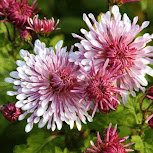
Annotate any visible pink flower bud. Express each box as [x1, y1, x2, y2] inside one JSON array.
[[149, 117, 153, 129], [19, 29, 33, 42], [3, 103, 21, 122], [146, 114, 153, 129], [146, 87, 153, 100]]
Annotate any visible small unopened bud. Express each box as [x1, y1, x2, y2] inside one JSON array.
[[3, 103, 21, 122], [149, 118, 153, 129], [146, 114, 153, 129], [146, 86, 153, 100], [20, 29, 33, 42]]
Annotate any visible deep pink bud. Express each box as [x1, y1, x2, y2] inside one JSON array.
[[19, 29, 33, 42], [146, 87, 153, 100], [146, 114, 153, 129], [3, 103, 21, 122], [148, 118, 153, 129]]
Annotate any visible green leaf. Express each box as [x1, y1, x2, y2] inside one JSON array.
[[49, 35, 64, 48], [144, 128, 153, 153], [131, 135, 144, 153], [13, 131, 65, 153], [55, 146, 62, 153], [140, 0, 147, 11]]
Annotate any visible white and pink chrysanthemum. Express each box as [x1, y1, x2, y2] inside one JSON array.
[[69, 5, 153, 103], [86, 123, 134, 153], [5, 40, 92, 132], [72, 59, 126, 117]]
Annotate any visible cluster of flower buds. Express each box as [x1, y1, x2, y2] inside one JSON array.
[[85, 123, 134, 153], [0, 103, 21, 122], [0, 0, 59, 42]]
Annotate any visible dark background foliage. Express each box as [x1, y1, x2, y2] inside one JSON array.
[[0, 0, 153, 153]]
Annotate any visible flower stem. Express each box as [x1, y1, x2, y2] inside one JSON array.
[[3, 22, 12, 41], [139, 100, 153, 136], [27, 41, 34, 49]]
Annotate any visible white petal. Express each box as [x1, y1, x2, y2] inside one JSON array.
[[76, 118, 81, 131], [69, 120, 74, 129], [16, 60, 26, 66], [55, 40, 63, 51], [36, 106, 47, 116], [10, 71, 19, 79], [25, 122, 33, 133], [15, 101, 24, 108], [141, 21, 149, 29], [7, 91, 17, 96], [112, 5, 121, 21], [16, 94, 26, 100], [18, 114, 26, 120], [56, 119, 62, 130], [4, 77, 14, 83], [20, 49, 28, 58]]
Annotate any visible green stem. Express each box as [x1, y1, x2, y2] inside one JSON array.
[[27, 41, 34, 49], [139, 101, 153, 136], [139, 95, 146, 112], [0, 105, 4, 113], [3, 22, 12, 41]]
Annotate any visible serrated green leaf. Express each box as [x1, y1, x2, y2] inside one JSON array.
[[131, 135, 144, 153], [13, 131, 65, 153]]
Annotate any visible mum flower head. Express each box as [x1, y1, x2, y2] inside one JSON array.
[[86, 123, 134, 153], [72, 58, 126, 117], [5, 40, 92, 132], [69, 5, 153, 104], [1, 0, 39, 27], [27, 15, 59, 35]]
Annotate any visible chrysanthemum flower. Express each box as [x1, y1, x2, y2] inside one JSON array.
[[69, 5, 153, 103], [27, 15, 59, 35], [3, 103, 21, 122], [5, 40, 92, 132], [0, 0, 15, 10], [72, 59, 126, 117], [3, 0, 39, 27], [0, 0, 15, 16], [146, 114, 153, 129], [87, 123, 134, 153]]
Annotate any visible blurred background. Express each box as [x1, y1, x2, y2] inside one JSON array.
[[0, 0, 153, 152]]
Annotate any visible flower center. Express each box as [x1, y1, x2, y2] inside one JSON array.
[[86, 77, 110, 101], [49, 68, 77, 93], [105, 42, 136, 72]]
